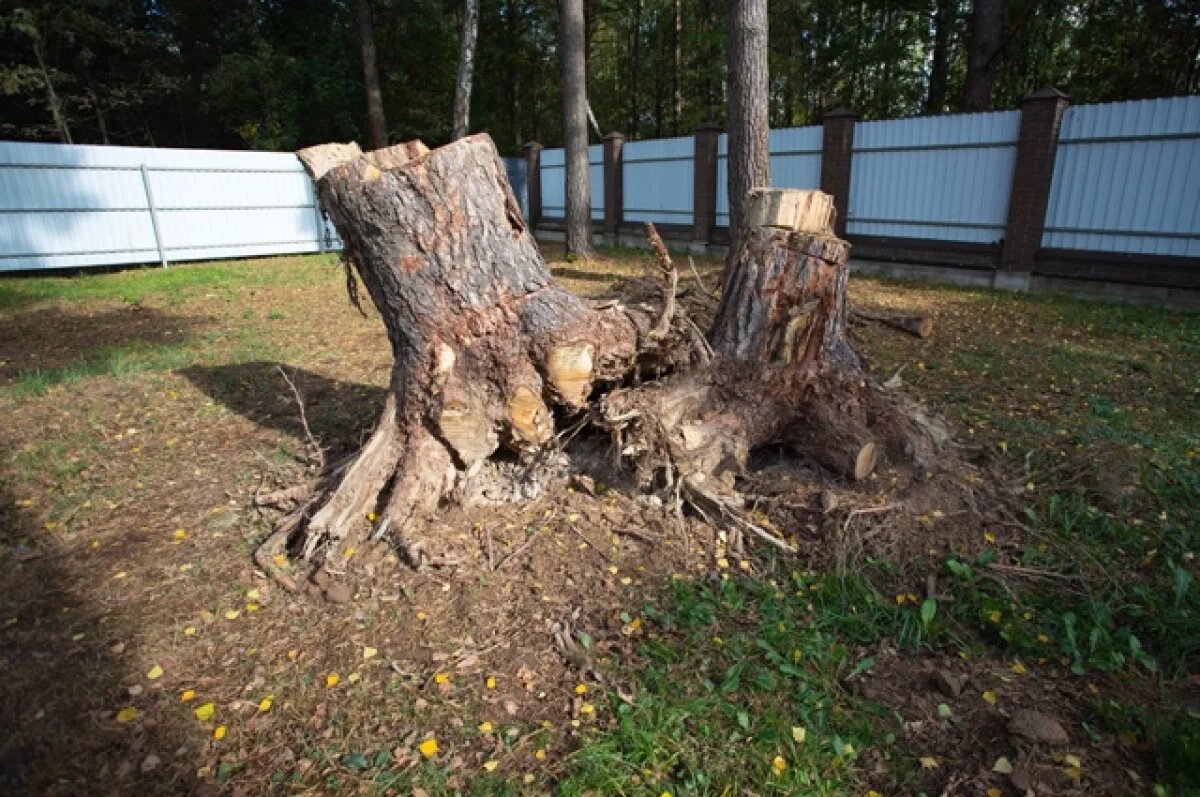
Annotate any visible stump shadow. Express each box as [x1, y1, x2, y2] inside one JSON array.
[[180, 361, 387, 457], [0, 481, 198, 795], [0, 305, 209, 387]]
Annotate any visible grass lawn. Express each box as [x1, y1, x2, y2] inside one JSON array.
[[1, 249, 1197, 796]]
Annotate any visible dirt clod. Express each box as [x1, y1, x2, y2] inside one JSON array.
[[931, 668, 968, 698], [1008, 708, 1069, 744], [323, 582, 352, 604]]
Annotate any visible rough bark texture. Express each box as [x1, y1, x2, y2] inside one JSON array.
[[560, 0, 593, 256], [452, 0, 480, 140], [352, 0, 388, 149], [726, 0, 770, 246], [964, 0, 1002, 112], [278, 135, 943, 583]]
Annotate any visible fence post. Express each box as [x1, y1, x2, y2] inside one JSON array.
[[692, 123, 722, 251], [820, 107, 858, 238], [523, 141, 543, 232], [999, 86, 1069, 282], [139, 164, 169, 268], [602, 132, 625, 244]]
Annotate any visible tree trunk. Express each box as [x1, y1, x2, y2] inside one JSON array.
[[452, 0, 480, 140], [925, 0, 954, 114], [278, 136, 943, 588], [561, 0, 593, 256], [726, 0, 770, 248], [964, 0, 1002, 112], [352, 0, 388, 149]]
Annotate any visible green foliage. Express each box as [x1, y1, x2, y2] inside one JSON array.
[[3, 0, 1196, 151]]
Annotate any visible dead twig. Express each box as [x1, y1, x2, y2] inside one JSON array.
[[494, 526, 541, 570], [687, 255, 716, 298], [276, 365, 325, 470], [644, 223, 678, 342]]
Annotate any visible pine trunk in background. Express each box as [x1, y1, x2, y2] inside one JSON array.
[[352, 0, 388, 149], [452, 0, 480, 140], [926, 0, 955, 114], [726, 0, 770, 249], [964, 0, 1002, 112], [560, 0, 593, 256]]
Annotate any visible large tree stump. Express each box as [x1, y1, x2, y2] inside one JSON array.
[[267, 137, 941, 580]]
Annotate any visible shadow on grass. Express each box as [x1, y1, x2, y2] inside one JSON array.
[[0, 482, 198, 795], [0, 305, 210, 389], [180, 361, 386, 459]]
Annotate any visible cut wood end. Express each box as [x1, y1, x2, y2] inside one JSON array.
[[509, 386, 552, 445], [745, 188, 835, 235], [546, 343, 595, 408], [916, 317, 934, 338], [854, 442, 879, 481], [297, 142, 363, 181]]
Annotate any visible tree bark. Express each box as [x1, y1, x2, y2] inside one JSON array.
[[925, 0, 955, 114], [726, 0, 770, 247], [561, 0, 593, 256], [452, 0, 480, 140], [281, 137, 942, 586], [964, 0, 1002, 112], [352, 0, 388, 149]]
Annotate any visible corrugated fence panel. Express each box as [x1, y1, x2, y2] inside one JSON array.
[[623, 135, 693, 225], [0, 141, 336, 271], [538, 145, 604, 221], [715, 127, 823, 227], [1043, 96, 1200, 256], [503, 157, 527, 218], [848, 110, 1019, 243]]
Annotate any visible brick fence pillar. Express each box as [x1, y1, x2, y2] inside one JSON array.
[[692, 123, 722, 248], [523, 141, 543, 230], [820, 107, 858, 238], [602, 132, 625, 240], [1001, 86, 1069, 274]]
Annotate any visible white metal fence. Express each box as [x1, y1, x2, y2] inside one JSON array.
[[1043, 96, 1200, 257], [2, 95, 1197, 272], [0, 142, 341, 272]]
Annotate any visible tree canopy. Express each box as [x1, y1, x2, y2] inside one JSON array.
[[2, 0, 1197, 153]]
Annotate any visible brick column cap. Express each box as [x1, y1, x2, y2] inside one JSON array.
[[1020, 86, 1069, 105], [523, 141, 543, 153], [603, 131, 625, 141], [823, 106, 859, 120], [695, 122, 724, 133]]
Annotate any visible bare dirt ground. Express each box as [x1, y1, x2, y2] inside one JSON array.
[[1, 248, 1195, 796]]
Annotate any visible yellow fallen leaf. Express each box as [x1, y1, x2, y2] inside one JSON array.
[[418, 737, 438, 757], [287, 649, 299, 661], [146, 665, 163, 680], [1011, 661, 1027, 674], [434, 672, 449, 685], [173, 529, 186, 542], [771, 755, 787, 777], [363, 646, 377, 660], [326, 673, 340, 688], [224, 610, 240, 620], [478, 721, 494, 733], [246, 603, 259, 613], [791, 726, 807, 744], [183, 626, 197, 636], [115, 706, 139, 723], [213, 725, 226, 740], [987, 790, 1001, 797], [988, 610, 1002, 623], [982, 690, 998, 705], [193, 702, 215, 721], [1063, 753, 1082, 767], [181, 689, 195, 702], [273, 553, 287, 567], [343, 547, 356, 559], [574, 683, 588, 695], [895, 594, 907, 604], [483, 760, 498, 772], [1064, 766, 1082, 783], [919, 756, 939, 769], [992, 756, 1013, 774], [416, 610, 428, 621], [534, 748, 547, 760], [348, 672, 361, 684], [246, 588, 260, 600], [258, 696, 273, 712], [485, 676, 496, 689], [579, 703, 595, 715]]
